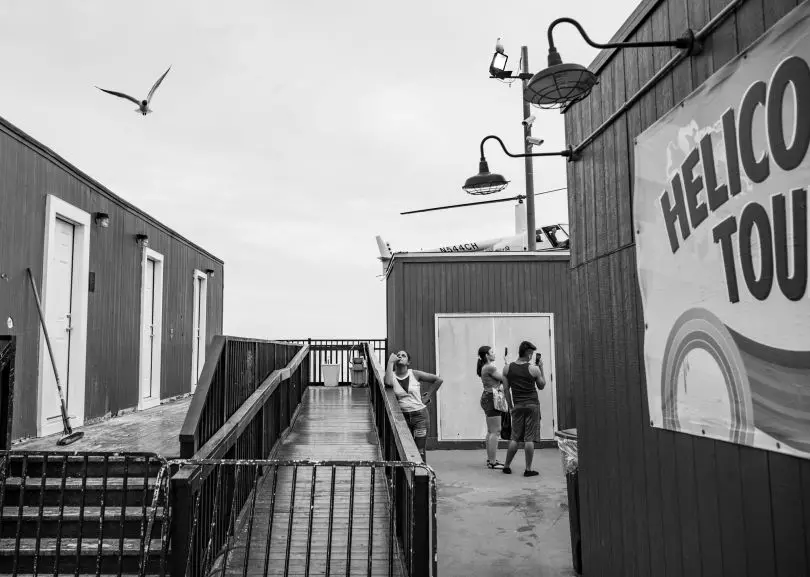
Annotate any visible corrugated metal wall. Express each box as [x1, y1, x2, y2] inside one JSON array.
[[0, 116, 224, 441], [563, 0, 810, 575], [385, 253, 575, 447]]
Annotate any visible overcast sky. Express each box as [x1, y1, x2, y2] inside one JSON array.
[[0, 0, 638, 339]]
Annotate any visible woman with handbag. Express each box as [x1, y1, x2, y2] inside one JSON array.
[[477, 345, 508, 469]]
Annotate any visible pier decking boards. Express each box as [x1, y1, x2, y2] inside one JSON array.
[[212, 387, 406, 576], [13, 397, 190, 457]]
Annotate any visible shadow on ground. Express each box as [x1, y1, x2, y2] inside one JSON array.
[[429, 448, 577, 577]]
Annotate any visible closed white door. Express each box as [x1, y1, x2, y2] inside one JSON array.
[[493, 315, 555, 439], [436, 316, 493, 441], [191, 272, 207, 390], [43, 218, 75, 424], [436, 314, 557, 441], [141, 259, 157, 399]]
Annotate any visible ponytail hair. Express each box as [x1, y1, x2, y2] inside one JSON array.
[[476, 346, 491, 377]]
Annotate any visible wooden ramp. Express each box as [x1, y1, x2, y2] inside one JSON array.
[[213, 387, 406, 577]]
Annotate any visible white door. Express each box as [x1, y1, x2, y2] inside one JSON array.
[[42, 218, 75, 426], [142, 259, 157, 399], [139, 249, 164, 410], [191, 270, 208, 391], [436, 313, 557, 441], [493, 315, 555, 440]]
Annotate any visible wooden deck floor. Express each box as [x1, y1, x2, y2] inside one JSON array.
[[12, 397, 190, 457], [215, 387, 406, 576]]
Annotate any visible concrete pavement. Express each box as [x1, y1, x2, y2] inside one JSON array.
[[429, 448, 577, 577]]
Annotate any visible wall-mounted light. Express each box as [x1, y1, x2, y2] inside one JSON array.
[[524, 17, 697, 109], [463, 135, 578, 196], [205, 268, 215, 277], [94, 212, 110, 228], [135, 233, 149, 247]]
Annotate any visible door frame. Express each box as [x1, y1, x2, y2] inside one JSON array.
[[433, 312, 558, 441], [137, 247, 164, 411], [37, 195, 91, 437], [190, 269, 208, 393]]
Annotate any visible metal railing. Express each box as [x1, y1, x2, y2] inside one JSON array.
[[167, 459, 435, 577], [179, 337, 302, 457], [170, 345, 310, 577], [363, 344, 437, 576], [280, 339, 387, 384], [0, 336, 15, 451], [0, 451, 170, 576]]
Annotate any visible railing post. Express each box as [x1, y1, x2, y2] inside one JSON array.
[[170, 475, 193, 577], [412, 471, 432, 576]]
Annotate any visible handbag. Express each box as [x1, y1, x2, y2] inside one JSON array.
[[500, 410, 512, 441], [492, 386, 509, 413]]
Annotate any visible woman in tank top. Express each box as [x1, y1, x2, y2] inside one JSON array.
[[477, 345, 506, 469], [384, 350, 443, 462]]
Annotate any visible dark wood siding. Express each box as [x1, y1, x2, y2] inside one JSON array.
[[385, 253, 575, 447], [563, 0, 809, 575], [0, 116, 224, 441]]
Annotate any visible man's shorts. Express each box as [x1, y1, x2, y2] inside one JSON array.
[[480, 391, 502, 418], [403, 407, 430, 439], [511, 404, 541, 443]]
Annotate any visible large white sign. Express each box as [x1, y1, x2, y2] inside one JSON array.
[[634, 1, 810, 459]]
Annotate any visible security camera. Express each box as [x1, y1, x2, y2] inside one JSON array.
[[526, 136, 545, 146], [522, 115, 536, 127]]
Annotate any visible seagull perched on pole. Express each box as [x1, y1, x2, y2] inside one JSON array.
[[95, 66, 171, 115], [495, 37, 505, 54]]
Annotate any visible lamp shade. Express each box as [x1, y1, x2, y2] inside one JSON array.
[[524, 62, 598, 109], [462, 160, 510, 195]]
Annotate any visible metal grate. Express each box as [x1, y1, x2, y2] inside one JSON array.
[[0, 451, 170, 576]]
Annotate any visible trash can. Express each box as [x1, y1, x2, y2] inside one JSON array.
[[350, 357, 367, 387], [322, 363, 341, 387], [555, 428, 582, 575]]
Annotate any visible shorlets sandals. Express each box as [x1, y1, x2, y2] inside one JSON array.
[[486, 460, 505, 469]]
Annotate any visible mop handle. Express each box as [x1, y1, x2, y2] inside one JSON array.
[[26, 268, 69, 405]]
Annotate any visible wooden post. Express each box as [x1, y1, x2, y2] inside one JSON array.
[[412, 471, 432, 576], [170, 476, 193, 577]]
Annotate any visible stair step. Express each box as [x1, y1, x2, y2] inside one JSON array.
[[0, 538, 163, 555], [0, 506, 164, 539], [0, 539, 164, 573], [3, 455, 164, 479], [1, 506, 164, 520], [0, 478, 162, 507], [1, 477, 157, 489]]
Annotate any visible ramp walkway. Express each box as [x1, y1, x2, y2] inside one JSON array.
[[212, 386, 406, 576]]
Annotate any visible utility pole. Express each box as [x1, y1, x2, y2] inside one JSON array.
[[520, 46, 537, 251]]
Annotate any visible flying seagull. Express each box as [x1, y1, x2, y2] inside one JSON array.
[[95, 66, 171, 115]]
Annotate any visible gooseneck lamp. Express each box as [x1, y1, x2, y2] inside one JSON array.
[[463, 135, 578, 195], [525, 17, 697, 109]]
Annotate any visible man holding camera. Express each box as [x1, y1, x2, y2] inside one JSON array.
[[501, 340, 546, 476]]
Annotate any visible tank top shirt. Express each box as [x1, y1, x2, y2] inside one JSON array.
[[392, 369, 426, 413], [480, 364, 500, 392], [507, 362, 539, 406]]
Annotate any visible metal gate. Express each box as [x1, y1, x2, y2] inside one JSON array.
[[169, 459, 437, 577], [0, 451, 170, 576]]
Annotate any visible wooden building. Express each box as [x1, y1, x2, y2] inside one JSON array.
[[385, 251, 574, 449], [0, 115, 224, 442], [563, 0, 810, 574]]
